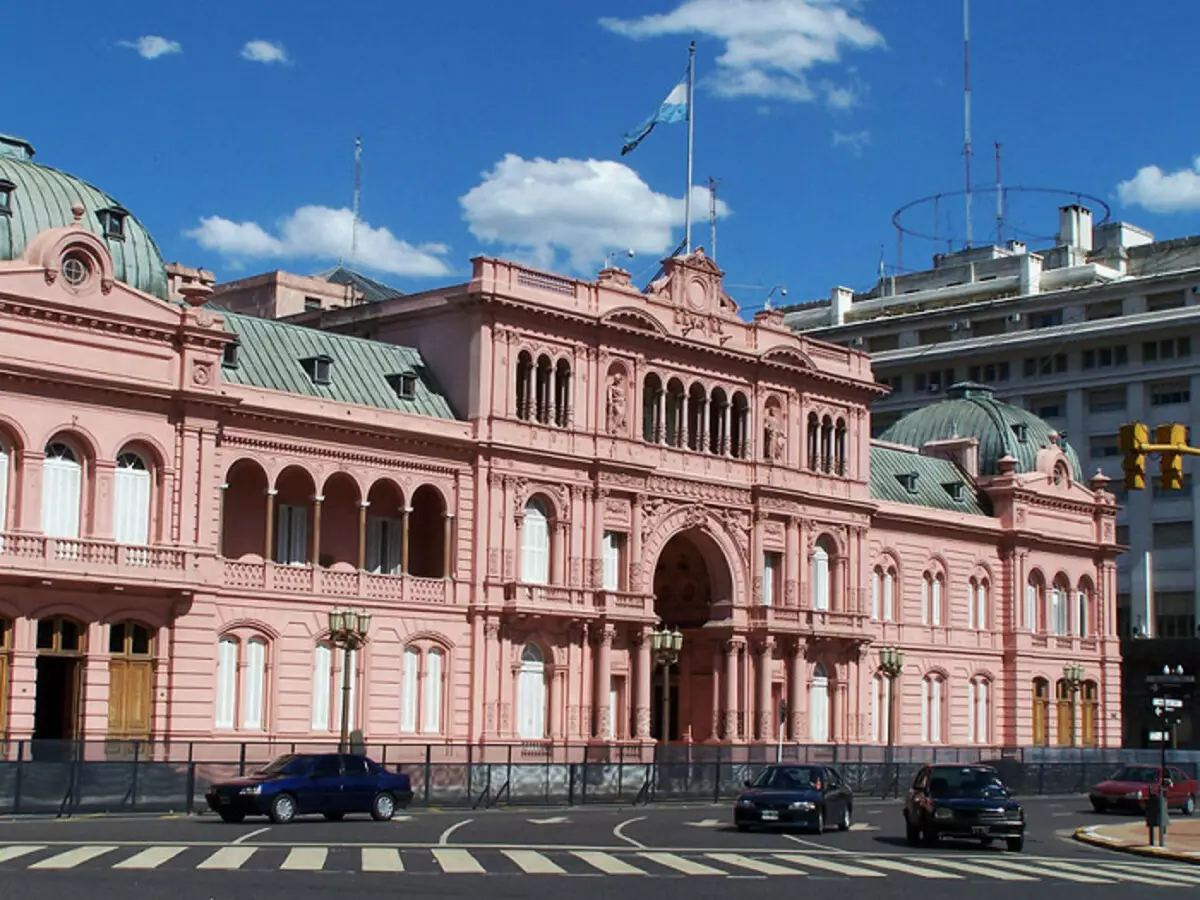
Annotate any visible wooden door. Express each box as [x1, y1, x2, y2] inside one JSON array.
[[108, 659, 152, 741]]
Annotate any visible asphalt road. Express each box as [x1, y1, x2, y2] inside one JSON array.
[[0, 796, 1194, 900]]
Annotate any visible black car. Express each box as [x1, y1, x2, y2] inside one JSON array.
[[734, 764, 854, 833], [205, 752, 414, 824], [903, 763, 1025, 851]]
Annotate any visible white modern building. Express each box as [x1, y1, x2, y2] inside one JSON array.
[[784, 204, 1200, 646]]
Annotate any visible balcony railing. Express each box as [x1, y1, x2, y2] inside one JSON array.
[[503, 582, 589, 613], [0, 533, 190, 577], [592, 590, 653, 618], [222, 560, 452, 603]]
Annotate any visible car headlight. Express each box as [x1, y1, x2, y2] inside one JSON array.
[[788, 801, 815, 811], [1125, 791, 1144, 799], [737, 798, 754, 808], [934, 807, 952, 820], [239, 785, 262, 795]]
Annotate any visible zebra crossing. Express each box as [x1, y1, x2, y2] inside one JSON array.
[[0, 843, 1197, 884]]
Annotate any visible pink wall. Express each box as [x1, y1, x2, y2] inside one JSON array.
[[0, 222, 1122, 752]]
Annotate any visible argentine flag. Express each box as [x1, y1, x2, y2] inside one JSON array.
[[621, 75, 689, 156]]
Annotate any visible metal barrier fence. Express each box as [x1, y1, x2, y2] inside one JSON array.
[[0, 740, 1196, 817]]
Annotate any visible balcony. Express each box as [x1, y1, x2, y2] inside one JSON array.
[[0, 533, 194, 585], [503, 582, 592, 618], [222, 559, 453, 604], [805, 607, 869, 640], [592, 589, 654, 620], [748, 605, 803, 631]]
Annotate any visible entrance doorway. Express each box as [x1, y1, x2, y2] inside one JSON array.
[[33, 617, 85, 759], [107, 621, 154, 743]]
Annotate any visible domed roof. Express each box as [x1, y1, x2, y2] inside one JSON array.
[[0, 134, 168, 300], [880, 381, 1084, 479]]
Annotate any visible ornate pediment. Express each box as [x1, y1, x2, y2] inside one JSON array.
[[601, 306, 668, 336], [643, 248, 740, 339], [760, 346, 815, 370]]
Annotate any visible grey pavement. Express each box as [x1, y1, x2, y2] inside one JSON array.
[[0, 797, 1194, 898]]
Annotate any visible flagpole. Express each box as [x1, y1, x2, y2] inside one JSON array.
[[684, 40, 696, 254]]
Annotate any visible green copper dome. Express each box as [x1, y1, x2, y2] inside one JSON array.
[[880, 381, 1084, 478], [0, 134, 168, 300]]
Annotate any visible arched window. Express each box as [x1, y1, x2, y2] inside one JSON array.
[[921, 674, 944, 743], [810, 542, 830, 611], [882, 568, 895, 622], [1081, 680, 1099, 747], [553, 359, 571, 427], [1025, 572, 1043, 631], [820, 416, 833, 472], [1076, 584, 1091, 637], [806, 413, 819, 471], [730, 392, 750, 458], [400, 643, 444, 734], [708, 387, 728, 455], [642, 374, 663, 443], [1032, 678, 1050, 746], [871, 568, 882, 620], [521, 499, 550, 585], [423, 647, 445, 734], [1050, 576, 1070, 636], [214, 634, 268, 731], [971, 579, 989, 630], [1055, 678, 1075, 746], [42, 442, 82, 539], [809, 662, 830, 743], [311, 643, 333, 731], [834, 418, 847, 475], [113, 450, 152, 546], [535, 355, 553, 424], [401, 646, 420, 733], [921, 572, 943, 626], [517, 643, 547, 740], [515, 351, 533, 420], [0, 436, 10, 539], [966, 677, 990, 744]]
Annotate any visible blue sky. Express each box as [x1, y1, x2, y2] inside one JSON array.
[[8, 0, 1200, 311]]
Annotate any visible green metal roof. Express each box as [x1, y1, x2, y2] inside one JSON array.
[[216, 310, 458, 420], [880, 382, 1083, 479], [0, 135, 169, 300], [869, 443, 989, 515], [314, 265, 405, 303]]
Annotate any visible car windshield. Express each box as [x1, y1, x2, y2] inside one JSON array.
[[928, 767, 1007, 798], [255, 754, 315, 777], [752, 766, 821, 790], [1110, 766, 1161, 783]]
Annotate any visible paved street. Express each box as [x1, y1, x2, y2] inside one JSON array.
[[0, 797, 1193, 899]]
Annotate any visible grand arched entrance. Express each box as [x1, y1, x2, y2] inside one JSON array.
[[650, 527, 736, 743]]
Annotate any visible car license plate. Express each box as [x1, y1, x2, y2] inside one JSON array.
[[761, 810, 779, 821], [971, 826, 987, 835]]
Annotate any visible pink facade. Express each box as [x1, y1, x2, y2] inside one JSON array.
[[0, 181, 1123, 754]]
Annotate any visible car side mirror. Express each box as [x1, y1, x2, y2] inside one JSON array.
[[743, 779, 752, 788]]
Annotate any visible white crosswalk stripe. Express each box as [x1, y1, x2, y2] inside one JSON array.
[[0, 842, 1195, 885]]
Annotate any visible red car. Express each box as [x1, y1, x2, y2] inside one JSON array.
[[1088, 765, 1197, 815]]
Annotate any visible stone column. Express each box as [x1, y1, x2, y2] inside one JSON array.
[[721, 403, 731, 455], [498, 622, 513, 738], [550, 665, 564, 740], [263, 488, 278, 560], [634, 626, 652, 739], [784, 516, 800, 606], [310, 494, 324, 565], [657, 390, 666, 444], [710, 641, 722, 740], [757, 638, 775, 740], [443, 512, 455, 577], [595, 625, 615, 738], [356, 500, 370, 570], [630, 496, 643, 591], [788, 642, 805, 741], [723, 637, 742, 740], [217, 482, 228, 555]]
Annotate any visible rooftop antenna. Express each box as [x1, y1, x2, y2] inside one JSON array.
[[962, 0, 973, 249], [350, 135, 362, 265], [707, 176, 720, 263], [995, 141, 1003, 247]]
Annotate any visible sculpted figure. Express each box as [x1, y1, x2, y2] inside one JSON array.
[[606, 372, 627, 434]]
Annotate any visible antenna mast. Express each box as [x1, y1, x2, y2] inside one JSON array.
[[994, 141, 1003, 246], [962, 0, 973, 249], [707, 176, 720, 263], [351, 136, 362, 264]]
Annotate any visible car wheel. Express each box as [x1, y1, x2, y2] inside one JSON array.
[[905, 822, 920, 846], [979, 837, 993, 847], [371, 792, 396, 822], [736, 824, 749, 833], [218, 811, 245, 824], [1183, 795, 1196, 816], [1090, 799, 1107, 813], [837, 805, 852, 831], [920, 823, 939, 847], [323, 812, 345, 822], [1006, 835, 1024, 853], [269, 793, 297, 825], [810, 807, 825, 835]]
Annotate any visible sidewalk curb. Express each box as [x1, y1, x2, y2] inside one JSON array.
[[1073, 825, 1200, 865]]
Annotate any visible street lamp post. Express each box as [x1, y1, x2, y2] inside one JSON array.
[[1062, 663, 1085, 747], [328, 607, 372, 752], [879, 646, 904, 799], [651, 626, 683, 743]]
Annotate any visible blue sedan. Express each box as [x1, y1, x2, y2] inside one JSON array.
[[734, 764, 855, 833], [205, 752, 414, 824]]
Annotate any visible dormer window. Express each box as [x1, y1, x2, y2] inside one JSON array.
[[1011, 423, 1029, 443], [897, 472, 920, 494], [97, 207, 127, 240], [0, 179, 13, 215], [222, 341, 241, 369], [301, 355, 333, 386], [386, 371, 417, 400], [943, 481, 965, 503]]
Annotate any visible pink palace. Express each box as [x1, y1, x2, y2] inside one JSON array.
[[0, 135, 1123, 752]]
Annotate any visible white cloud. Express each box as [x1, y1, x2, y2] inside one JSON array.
[[185, 205, 451, 277], [117, 36, 182, 59], [241, 39, 290, 64], [600, 0, 885, 105], [831, 129, 870, 157], [459, 154, 731, 273], [1117, 156, 1200, 214]]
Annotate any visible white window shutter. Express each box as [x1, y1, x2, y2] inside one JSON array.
[[522, 503, 549, 585], [215, 637, 238, 729], [1077, 590, 1087, 636], [932, 678, 942, 742], [1025, 584, 1037, 630], [967, 583, 975, 630], [401, 648, 420, 733], [977, 583, 987, 629], [932, 577, 942, 626], [242, 638, 266, 729], [977, 680, 989, 743], [921, 577, 930, 625], [366, 516, 383, 573], [811, 546, 829, 611], [871, 571, 880, 620], [883, 572, 894, 621], [0, 441, 8, 541], [608, 679, 618, 738], [42, 452, 82, 539], [762, 553, 774, 607], [114, 462, 151, 546], [966, 680, 976, 743], [602, 531, 619, 591], [311, 644, 332, 730], [290, 506, 308, 565], [422, 649, 443, 733]]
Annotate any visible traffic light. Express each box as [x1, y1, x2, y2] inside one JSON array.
[[1157, 422, 1187, 491], [1119, 422, 1149, 490]]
